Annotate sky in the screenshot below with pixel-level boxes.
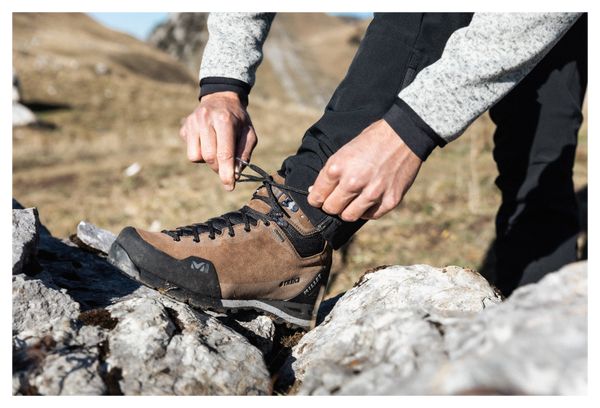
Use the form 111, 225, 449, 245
88, 12, 372, 40
89, 13, 169, 40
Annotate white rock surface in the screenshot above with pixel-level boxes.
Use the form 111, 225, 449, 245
285, 263, 587, 396
286, 265, 502, 394
105, 296, 271, 395
396, 261, 588, 395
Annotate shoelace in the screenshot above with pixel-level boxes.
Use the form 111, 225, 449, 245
162, 160, 308, 242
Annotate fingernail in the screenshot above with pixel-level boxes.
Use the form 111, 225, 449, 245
224, 184, 234, 191
308, 186, 313, 192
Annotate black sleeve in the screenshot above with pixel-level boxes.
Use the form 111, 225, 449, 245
199, 77, 251, 106
382, 97, 447, 161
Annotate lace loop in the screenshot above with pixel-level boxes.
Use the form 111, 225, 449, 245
161, 160, 308, 243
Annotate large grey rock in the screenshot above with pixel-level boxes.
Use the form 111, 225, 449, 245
396, 261, 587, 395
13, 215, 272, 395
284, 262, 587, 396
12, 208, 40, 275
285, 265, 502, 394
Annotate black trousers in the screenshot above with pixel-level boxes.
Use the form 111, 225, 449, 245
281, 13, 473, 247
280, 13, 587, 294
487, 14, 587, 295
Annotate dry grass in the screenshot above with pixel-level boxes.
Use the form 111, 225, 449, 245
13, 13, 587, 299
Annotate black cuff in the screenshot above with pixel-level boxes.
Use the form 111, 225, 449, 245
199, 77, 250, 106
382, 98, 446, 161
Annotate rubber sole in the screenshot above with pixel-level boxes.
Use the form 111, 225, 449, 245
107, 242, 324, 330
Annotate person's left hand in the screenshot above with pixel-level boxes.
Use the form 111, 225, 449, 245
307, 119, 422, 221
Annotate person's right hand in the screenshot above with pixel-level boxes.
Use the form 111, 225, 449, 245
180, 91, 258, 191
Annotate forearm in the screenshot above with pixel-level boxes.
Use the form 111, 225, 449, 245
384, 12, 582, 160
199, 12, 276, 104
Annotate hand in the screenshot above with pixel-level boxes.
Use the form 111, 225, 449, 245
180, 92, 258, 191
307, 119, 422, 221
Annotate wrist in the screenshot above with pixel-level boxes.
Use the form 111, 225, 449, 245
199, 77, 250, 107
201, 91, 242, 104
382, 98, 444, 161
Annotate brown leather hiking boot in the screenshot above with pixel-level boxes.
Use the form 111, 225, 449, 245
108, 163, 332, 329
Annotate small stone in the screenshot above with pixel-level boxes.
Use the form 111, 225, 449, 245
124, 162, 141, 177
94, 62, 110, 75
76, 221, 117, 254
13, 103, 36, 127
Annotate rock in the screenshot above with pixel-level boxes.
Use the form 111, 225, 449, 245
30, 348, 107, 395
284, 265, 502, 394
13, 102, 37, 127
210, 311, 277, 356
282, 262, 586, 396
94, 62, 111, 76
106, 296, 271, 395
148, 13, 208, 72
13, 208, 40, 275
12, 273, 80, 336
396, 261, 587, 395
76, 221, 117, 254
13, 209, 272, 395
123, 162, 141, 177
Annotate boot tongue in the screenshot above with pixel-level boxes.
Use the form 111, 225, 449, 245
247, 173, 297, 215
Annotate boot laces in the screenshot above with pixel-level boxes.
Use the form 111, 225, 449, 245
162, 160, 308, 243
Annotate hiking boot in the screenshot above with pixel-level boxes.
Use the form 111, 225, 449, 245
107, 162, 332, 330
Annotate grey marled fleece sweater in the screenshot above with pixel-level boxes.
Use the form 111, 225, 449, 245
199, 12, 582, 159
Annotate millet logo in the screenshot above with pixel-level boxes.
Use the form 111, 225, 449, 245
190, 260, 209, 273
279, 277, 300, 287
303, 273, 322, 295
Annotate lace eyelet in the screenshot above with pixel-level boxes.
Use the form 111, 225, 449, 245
193, 238, 200, 243
228, 232, 235, 237
244, 227, 251, 233
264, 221, 270, 226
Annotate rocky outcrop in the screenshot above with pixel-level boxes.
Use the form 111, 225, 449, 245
281, 265, 503, 394
12, 204, 273, 395
148, 13, 208, 73
282, 262, 587, 395
12, 201, 587, 395
400, 261, 587, 395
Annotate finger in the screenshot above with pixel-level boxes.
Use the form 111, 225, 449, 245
340, 193, 382, 222
234, 126, 258, 177
308, 161, 342, 208
214, 121, 236, 190
359, 202, 382, 220
185, 118, 203, 163
320, 183, 360, 216
360, 195, 397, 220
200, 125, 218, 172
